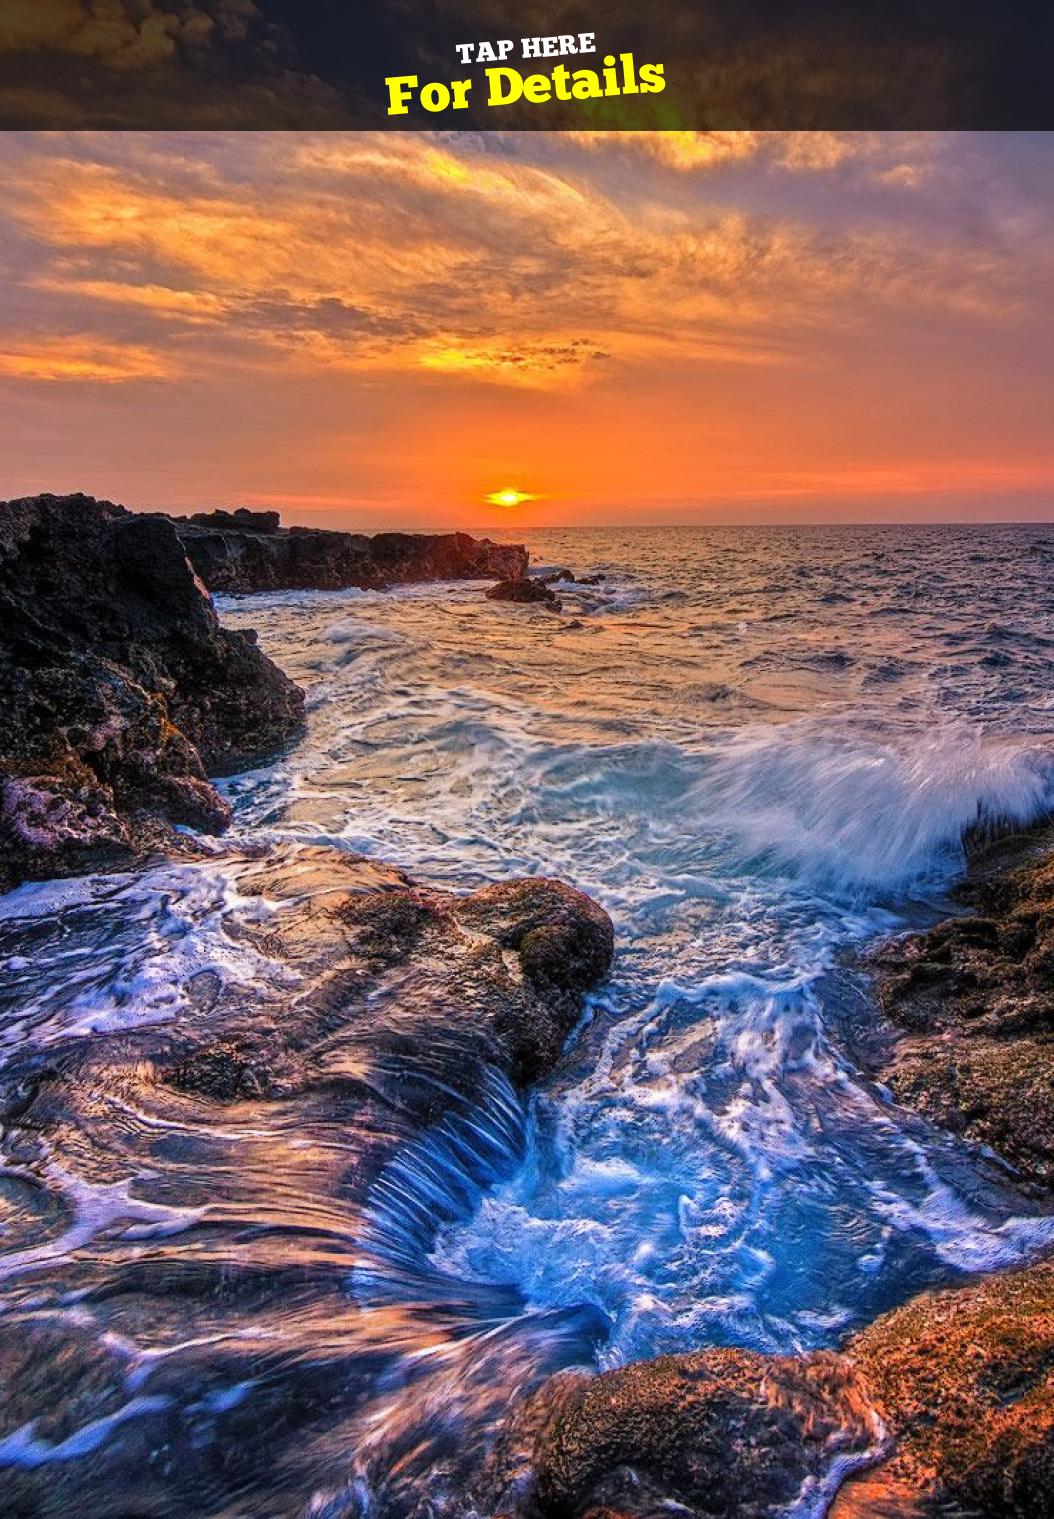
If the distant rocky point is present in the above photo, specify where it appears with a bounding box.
[167,507,529,594]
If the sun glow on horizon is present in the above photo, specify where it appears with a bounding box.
[486,488,537,508]
[2,134,1052,526]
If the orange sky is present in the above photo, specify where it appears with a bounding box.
[1,130,1052,529]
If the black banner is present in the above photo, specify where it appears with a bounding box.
[1,0,1052,130]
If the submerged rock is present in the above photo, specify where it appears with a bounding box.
[171,511,529,594]
[0,845,614,1516]
[0,492,304,890]
[487,577,563,610]
[867,846,1054,1193]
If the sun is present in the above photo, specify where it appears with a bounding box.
[486,487,537,508]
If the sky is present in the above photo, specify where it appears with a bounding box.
[0,130,1052,531]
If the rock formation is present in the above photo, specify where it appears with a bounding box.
[835,1259,1054,1517]
[170,510,529,594]
[474,1259,1054,1517]
[0,493,304,890]
[480,1347,878,1517]
[867,842,1054,1194]
[487,576,563,610]
[0,846,614,1516]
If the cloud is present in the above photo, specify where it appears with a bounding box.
[0,130,1050,524]
[0,2,344,127]
[416,336,610,385]
[563,130,944,183]
[0,1,257,71]
[1,132,1047,402]
[0,334,173,381]
[0,0,1046,131]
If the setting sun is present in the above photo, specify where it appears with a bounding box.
[486,488,536,508]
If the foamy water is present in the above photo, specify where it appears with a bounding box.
[4,523,1054,1513]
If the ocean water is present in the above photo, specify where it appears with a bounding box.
[4,522,1054,1514]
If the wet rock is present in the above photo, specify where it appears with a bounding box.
[0,493,304,890]
[457,878,615,1080]
[487,577,563,611]
[483,1261,1054,1519]
[170,511,529,594]
[867,848,1054,1192]
[835,1260,1054,1518]
[167,1041,270,1101]
[480,1348,878,1517]
[0,844,614,1516]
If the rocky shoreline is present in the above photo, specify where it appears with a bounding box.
[0,495,533,891]
[867,842,1054,1196]
[479,842,1054,1519]
[168,506,528,595]
[0,844,615,1515]
[0,493,305,891]
[474,1257,1054,1517]
[1,491,1053,1515]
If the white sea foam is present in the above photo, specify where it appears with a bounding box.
[0,858,301,1059]
[215,539,1054,1366]
[683,720,1054,893]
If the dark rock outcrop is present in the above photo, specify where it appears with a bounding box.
[487,576,562,610]
[171,511,529,594]
[867,848,1054,1193]
[188,507,280,532]
[0,845,613,1516]
[540,571,606,587]
[0,493,304,890]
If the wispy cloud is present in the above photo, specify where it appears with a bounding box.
[0,334,174,382]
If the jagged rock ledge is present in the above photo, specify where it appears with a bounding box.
[167,507,529,594]
[867,840,1054,1194]
[0,492,304,890]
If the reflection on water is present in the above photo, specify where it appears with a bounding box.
[4,523,1054,1514]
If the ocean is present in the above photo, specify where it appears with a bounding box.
[4,522,1054,1512]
